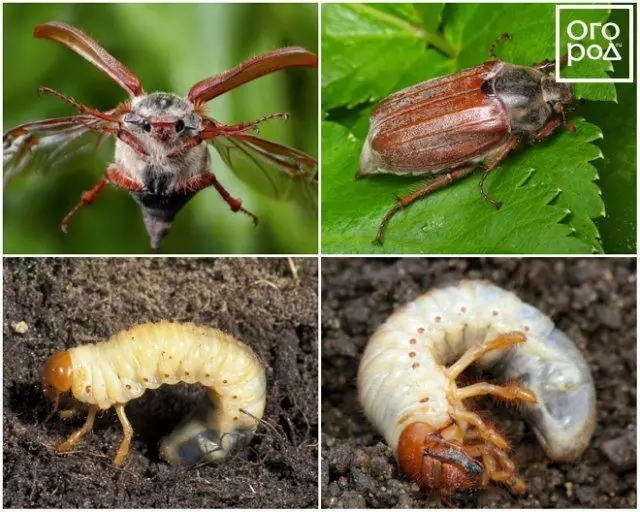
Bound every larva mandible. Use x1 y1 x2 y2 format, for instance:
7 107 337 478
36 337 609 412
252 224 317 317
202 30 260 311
358 280 596 494
42 321 266 466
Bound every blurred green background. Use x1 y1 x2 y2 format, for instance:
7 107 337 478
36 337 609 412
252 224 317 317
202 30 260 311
4 3 318 254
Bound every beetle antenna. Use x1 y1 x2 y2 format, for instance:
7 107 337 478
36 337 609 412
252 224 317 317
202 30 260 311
238 112 289 134
489 33 512 60
38 87 120 124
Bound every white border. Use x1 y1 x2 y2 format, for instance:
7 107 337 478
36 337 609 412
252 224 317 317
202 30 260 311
556 4 634 83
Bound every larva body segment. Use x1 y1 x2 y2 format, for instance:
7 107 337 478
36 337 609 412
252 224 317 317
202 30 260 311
45 321 266 466
358 280 596 493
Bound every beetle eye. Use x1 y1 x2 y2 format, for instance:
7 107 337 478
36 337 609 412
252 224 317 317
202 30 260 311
140 119 151 133
175 120 185 133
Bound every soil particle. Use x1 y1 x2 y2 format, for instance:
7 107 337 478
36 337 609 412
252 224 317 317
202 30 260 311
3 257 318 508
601 425 637 473
321 258 636 508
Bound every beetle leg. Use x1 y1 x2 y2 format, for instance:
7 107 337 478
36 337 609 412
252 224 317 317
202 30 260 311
534 117 564 142
60 166 144 233
455 381 537 404
447 331 526 380
60 177 108 233
56 405 98 453
44 391 61 423
113 404 133 467
177 172 259 225
374 165 475 244
39 87 121 124
446 333 529 452
479 169 502 209
39 86 149 158
533 53 568 71
478 137 519 209
167 113 288 159
466 443 525 493
531 59 553 71
97 125 150 160
106 164 144 191
449 409 510 451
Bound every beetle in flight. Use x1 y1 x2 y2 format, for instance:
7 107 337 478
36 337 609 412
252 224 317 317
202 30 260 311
3 22 318 249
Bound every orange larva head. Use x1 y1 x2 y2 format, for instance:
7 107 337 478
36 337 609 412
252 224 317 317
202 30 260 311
397 422 486 495
42 350 74 395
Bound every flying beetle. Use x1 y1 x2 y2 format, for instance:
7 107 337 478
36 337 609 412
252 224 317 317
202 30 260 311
3 22 318 249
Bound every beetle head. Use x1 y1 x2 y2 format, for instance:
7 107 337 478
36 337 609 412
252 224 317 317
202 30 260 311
126 92 201 144
397 422 486 495
42 349 74 411
540 76 573 114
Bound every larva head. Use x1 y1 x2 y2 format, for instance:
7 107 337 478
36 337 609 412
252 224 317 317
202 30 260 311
397 423 486 495
42 351 74 396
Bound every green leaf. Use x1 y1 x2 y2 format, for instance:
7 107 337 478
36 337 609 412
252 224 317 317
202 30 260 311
586 6 637 253
589 81 637 252
322 4 440 109
442 4 615 101
414 4 445 33
322 3 627 254
322 119 603 254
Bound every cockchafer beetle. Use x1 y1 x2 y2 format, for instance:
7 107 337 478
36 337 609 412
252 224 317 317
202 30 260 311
357 35 575 244
3 22 318 250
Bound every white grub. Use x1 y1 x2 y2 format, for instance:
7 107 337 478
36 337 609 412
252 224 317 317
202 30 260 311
44 321 266 466
358 280 596 492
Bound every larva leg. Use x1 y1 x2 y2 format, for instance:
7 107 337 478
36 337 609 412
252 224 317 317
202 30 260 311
56 405 98 453
450 409 509 451
467 443 525 493
447 331 526 379
455 382 537 404
44 392 61 423
113 404 133 467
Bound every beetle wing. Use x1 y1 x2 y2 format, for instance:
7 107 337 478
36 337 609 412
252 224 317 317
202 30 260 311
361 61 510 176
3 116 110 184
210 133 317 212
34 22 144 97
188 47 317 104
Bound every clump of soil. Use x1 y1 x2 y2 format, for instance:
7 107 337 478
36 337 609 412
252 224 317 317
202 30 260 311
3 258 317 508
322 258 636 508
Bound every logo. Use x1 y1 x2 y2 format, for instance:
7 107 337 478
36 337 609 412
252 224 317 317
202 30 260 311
556 5 634 83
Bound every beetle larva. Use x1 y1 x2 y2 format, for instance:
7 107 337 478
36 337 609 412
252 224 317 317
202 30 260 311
358 280 596 494
42 321 266 466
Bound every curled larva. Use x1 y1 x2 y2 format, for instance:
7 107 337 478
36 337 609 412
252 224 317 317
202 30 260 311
42 321 266 466
357 280 596 494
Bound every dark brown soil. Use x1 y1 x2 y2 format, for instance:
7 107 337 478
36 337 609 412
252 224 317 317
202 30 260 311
3 258 318 508
322 258 636 508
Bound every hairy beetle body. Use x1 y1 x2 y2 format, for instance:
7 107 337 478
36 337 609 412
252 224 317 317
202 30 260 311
115 92 212 245
359 50 574 244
